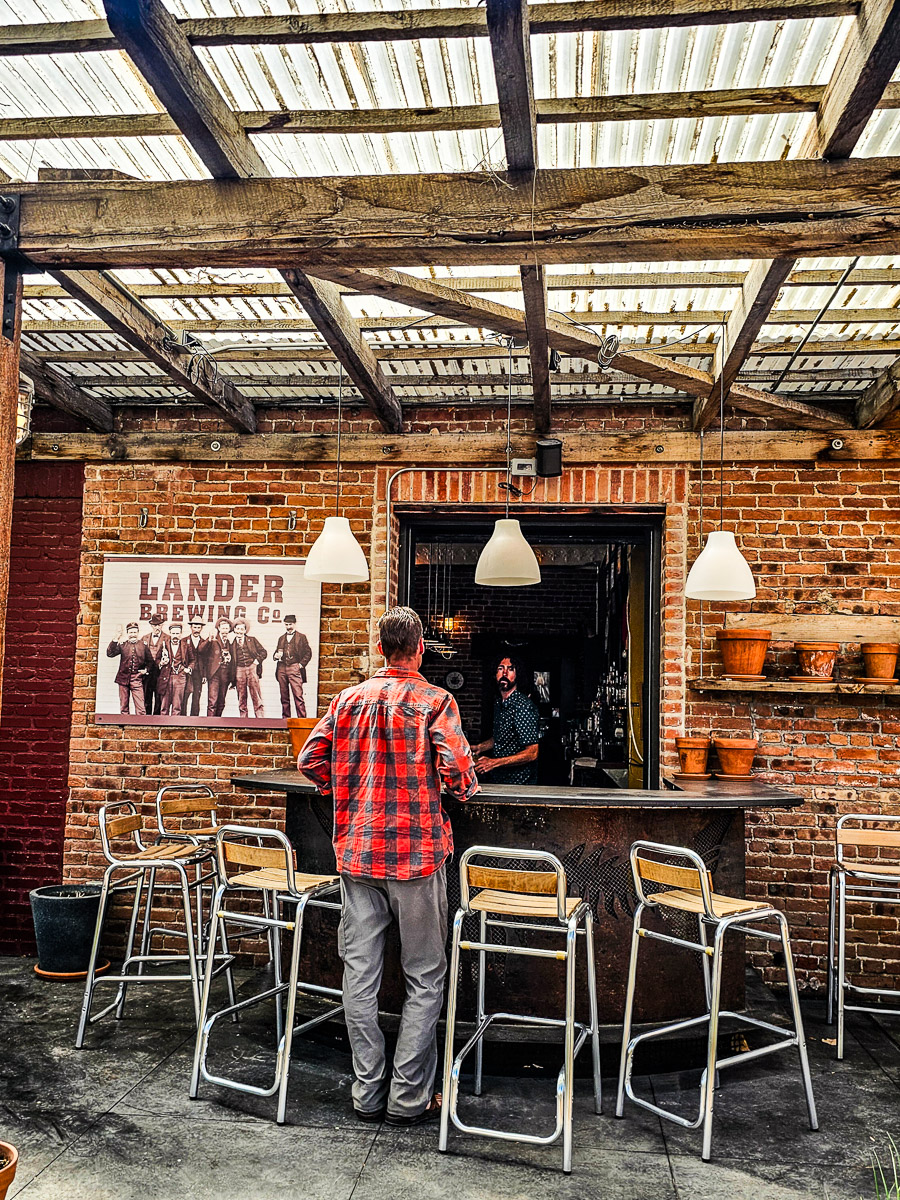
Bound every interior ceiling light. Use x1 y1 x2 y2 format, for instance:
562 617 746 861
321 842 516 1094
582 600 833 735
475 338 541 587
685 331 756 602
304 363 370 585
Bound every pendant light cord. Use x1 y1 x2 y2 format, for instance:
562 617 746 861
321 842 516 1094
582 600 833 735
505 337 513 519
335 362 344 516
724 321 729 528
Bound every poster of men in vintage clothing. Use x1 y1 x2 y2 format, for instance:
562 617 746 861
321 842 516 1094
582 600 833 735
96 555 321 725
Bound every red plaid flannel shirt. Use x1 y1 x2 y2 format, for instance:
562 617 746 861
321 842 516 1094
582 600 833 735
297 666 480 880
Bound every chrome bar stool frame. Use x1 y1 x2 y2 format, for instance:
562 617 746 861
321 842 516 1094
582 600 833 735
76 799 235 1048
827 813 900 1059
615 840 818 1161
189 825 344 1125
439 846 602 1175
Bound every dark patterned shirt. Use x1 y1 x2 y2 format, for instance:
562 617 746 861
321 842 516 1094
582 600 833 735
490 689 541 784
298 666 480 880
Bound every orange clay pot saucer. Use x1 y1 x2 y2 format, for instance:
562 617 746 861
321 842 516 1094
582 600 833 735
34 960 110 981
723 674 766 681
714 773 755 781
672 772 712 781
856 677 899 685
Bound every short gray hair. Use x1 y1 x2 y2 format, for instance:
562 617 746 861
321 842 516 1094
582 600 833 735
377 606 423 661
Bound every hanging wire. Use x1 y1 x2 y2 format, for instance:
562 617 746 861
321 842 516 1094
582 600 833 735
769 256 859 394
335 362 344 516
698 426 705 680
505 335 513 519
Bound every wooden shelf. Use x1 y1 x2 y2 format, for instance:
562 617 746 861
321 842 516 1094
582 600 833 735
689 677 900 695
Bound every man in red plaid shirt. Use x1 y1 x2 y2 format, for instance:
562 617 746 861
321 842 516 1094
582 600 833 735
298 606 479 1125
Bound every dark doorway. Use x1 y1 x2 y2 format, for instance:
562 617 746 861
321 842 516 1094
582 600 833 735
398 511 662 788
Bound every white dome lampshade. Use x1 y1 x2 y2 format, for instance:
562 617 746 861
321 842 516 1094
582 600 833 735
475 518 541 587
304 516 370 584
685 530 756 601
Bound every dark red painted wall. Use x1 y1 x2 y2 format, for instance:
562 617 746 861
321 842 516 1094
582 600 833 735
0 463 84 954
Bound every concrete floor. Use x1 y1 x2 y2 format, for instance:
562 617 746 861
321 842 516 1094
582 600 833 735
2 957 899 1200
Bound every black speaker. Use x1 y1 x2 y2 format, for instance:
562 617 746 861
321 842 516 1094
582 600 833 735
536 437 562 478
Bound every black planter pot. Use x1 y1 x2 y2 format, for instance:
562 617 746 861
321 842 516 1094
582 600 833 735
29 884 104 978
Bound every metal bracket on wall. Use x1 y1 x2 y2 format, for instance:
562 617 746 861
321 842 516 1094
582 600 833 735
0 193 39 343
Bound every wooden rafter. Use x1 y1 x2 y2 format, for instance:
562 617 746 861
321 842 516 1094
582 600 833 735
20 266 900 301
22 338 900 364
485 0 551 434
701 0 900 427
22 306 900 335
3 85 898 144
280 272 402 433
49 270 256 432
101 0 400 433
15 158 900 269
17 427 888 467
19 349 114 432
694 260 794 429
313 265 843 429
0 1 859 56
856 360 900 427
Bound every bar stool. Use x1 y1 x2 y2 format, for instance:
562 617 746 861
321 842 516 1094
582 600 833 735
189 825 343 1124
615 840 818 1161
827 813 900 1058
76 799 234 1048
439 846 602 1175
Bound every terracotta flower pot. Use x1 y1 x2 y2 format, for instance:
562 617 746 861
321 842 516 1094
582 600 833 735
713 737 759 776
716 629 772 678
0 1143 18 1200
794 641 840 680
287 717 317 758
861 642 900 680
675 736 711 775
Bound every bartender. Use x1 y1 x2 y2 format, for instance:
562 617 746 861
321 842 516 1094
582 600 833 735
471 654 540 784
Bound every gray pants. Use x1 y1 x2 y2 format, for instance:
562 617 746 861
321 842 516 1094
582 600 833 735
339 866 448 1117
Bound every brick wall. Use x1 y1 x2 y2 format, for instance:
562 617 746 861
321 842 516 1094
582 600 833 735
36 449 900 993
684 463 900 991
0 463 84 954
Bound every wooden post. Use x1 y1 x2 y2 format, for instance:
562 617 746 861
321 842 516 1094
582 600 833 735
0 257 22 720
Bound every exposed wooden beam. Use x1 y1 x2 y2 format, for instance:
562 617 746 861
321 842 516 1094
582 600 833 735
19 348 115 431
855 359 900 427
20 307 900 335
21 266 900 302
280 272 402 433
15 158 900 269
694 260 794 429
5 85 899 145
797 0 900 158
103 0 269 180
707 0 900 414
0 1 859 57
484 0 552 433
16 426 889 466
49 270 256 432
521 265 552 434
20 337 899 365
312 264 842 428
104 0 399 431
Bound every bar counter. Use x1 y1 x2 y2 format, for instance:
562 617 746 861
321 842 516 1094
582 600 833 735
231 771 803 1025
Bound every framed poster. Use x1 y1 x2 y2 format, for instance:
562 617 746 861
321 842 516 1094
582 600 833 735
95 555 321 727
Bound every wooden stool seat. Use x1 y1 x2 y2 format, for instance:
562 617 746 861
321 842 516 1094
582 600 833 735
122 842 209 864
469 889 582 919
653 888 769 918
228 867 338 893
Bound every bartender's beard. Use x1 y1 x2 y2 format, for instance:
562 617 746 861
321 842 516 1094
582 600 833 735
498 679 515 697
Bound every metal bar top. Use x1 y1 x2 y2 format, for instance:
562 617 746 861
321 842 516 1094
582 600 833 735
230 770 803 810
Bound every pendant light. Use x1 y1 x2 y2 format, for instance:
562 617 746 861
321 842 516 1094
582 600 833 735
475 338 541 587
685 330 756 601
304 363 370 584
